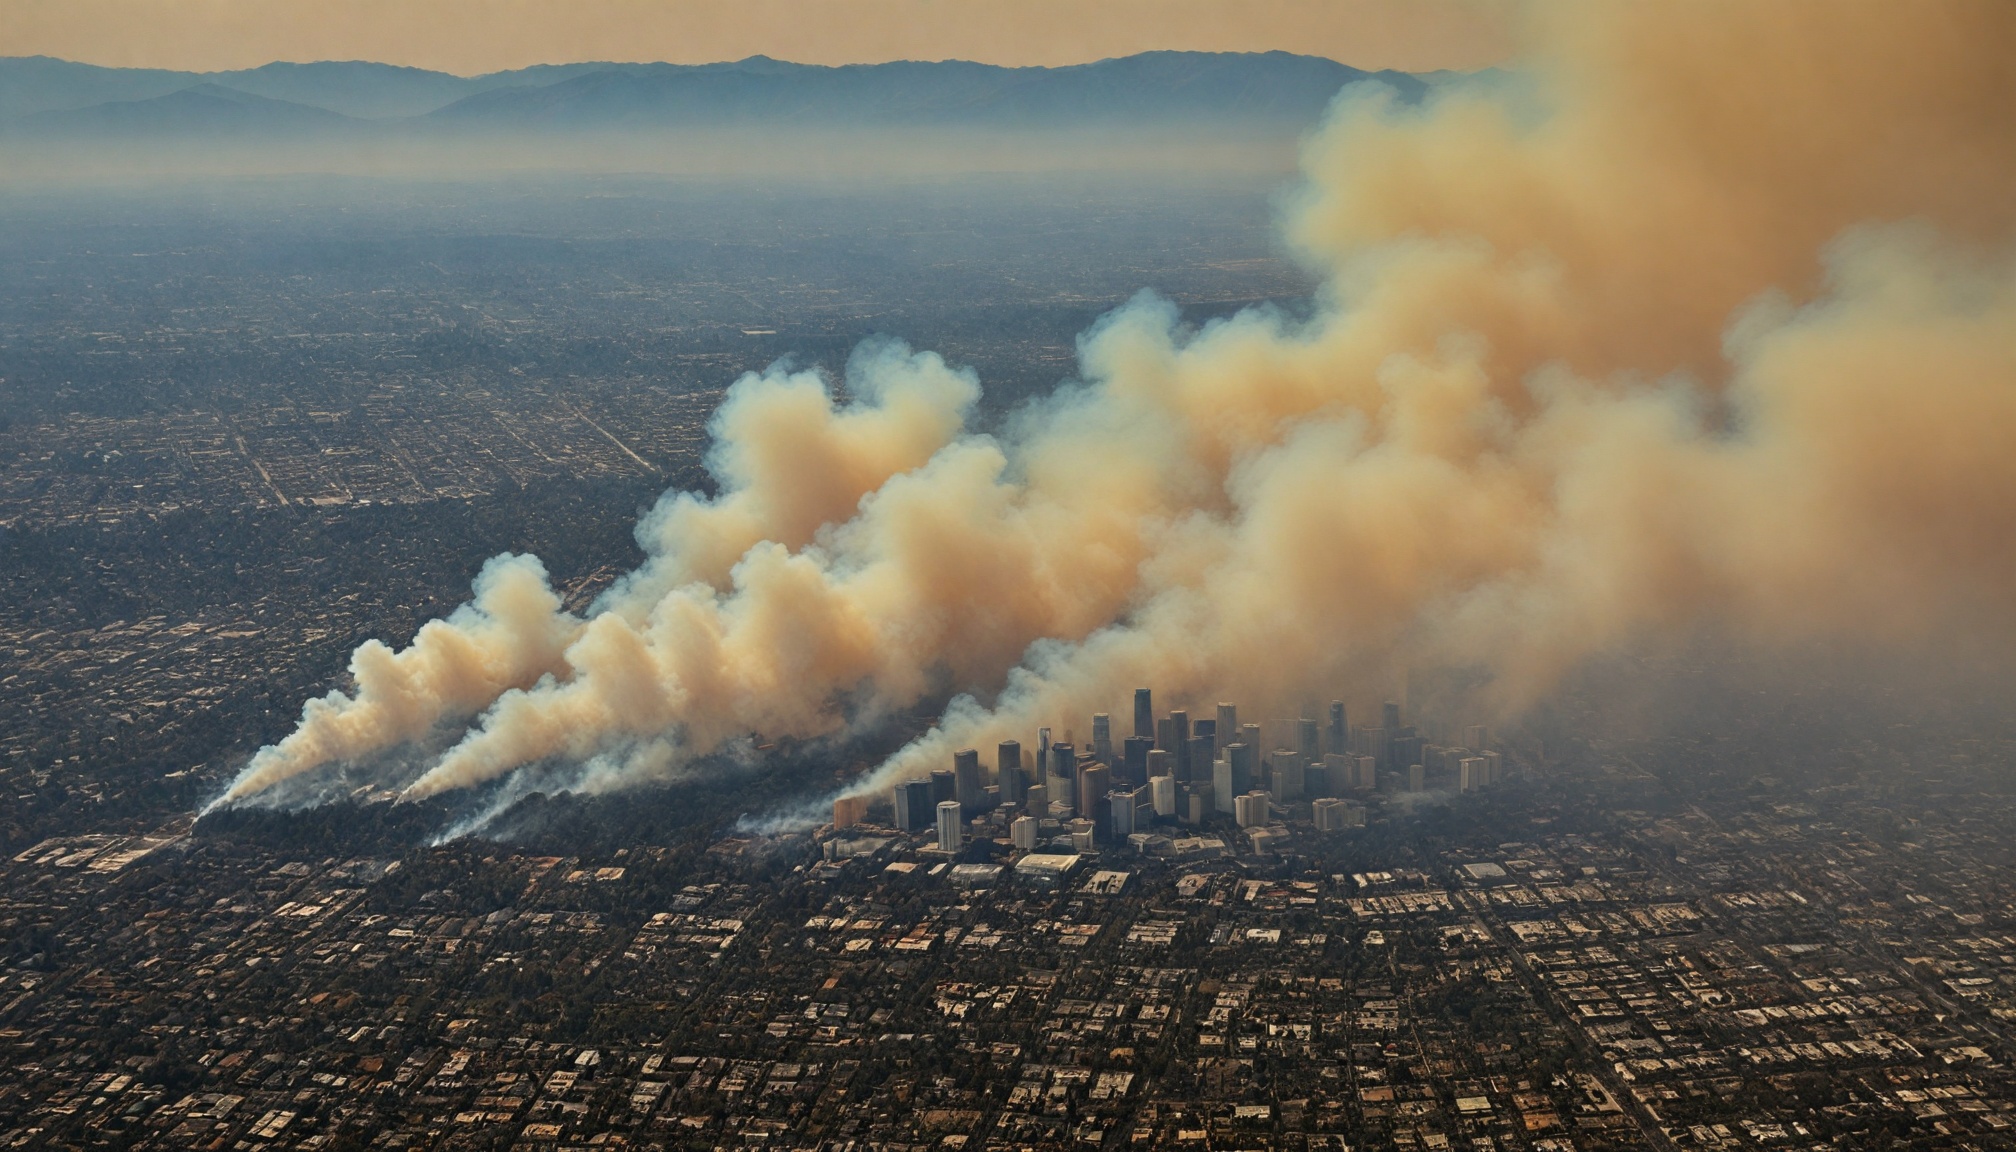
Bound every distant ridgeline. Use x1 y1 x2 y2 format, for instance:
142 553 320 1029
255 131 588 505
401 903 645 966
0 52 1442 138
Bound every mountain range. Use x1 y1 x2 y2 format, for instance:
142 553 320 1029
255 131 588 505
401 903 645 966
0 52 1438 138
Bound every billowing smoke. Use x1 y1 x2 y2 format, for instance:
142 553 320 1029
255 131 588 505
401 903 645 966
214 3 2016 816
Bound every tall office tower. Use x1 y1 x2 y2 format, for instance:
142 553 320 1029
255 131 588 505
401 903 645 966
833 795 868 829
1409 762 1426 792
1298 717 1321 759
894 779 934 832
1353 725 1387 767
1458 756 1486 793
1191 717 1216 747
936 800 964 852
1327 701 1347 755
1216 703 1238 752
1321 753 1351 796
1484 749 1503 783
1303 756 1331 799
1011 815 1040 850
1037 727 1052 763
1187 735 1216 788
997 740 1023 807
1383 700 1403 731
1269 749 1306 801
1145 748 1171 781
1121 736 1152 787
1240 723 1263 758
1234 791 1270 828
929 769 957 807
1169 710 1191 780
1024 781 1048 816
1109 789 1137 837
1150 774 1176 816
1217 742 1256 813
1187 787 1213 824
1091 713 1113 764
1464 724 1488 752
1048 742 1080 790
1354 754 1378 791
1078 763 1110 837
953 749 984 813
1392 734 1423 774
1133 688 1154 740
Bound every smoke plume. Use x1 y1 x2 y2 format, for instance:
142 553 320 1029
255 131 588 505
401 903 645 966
214 3 2016 816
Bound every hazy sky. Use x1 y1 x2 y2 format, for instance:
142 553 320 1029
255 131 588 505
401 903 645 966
0 0 1516 75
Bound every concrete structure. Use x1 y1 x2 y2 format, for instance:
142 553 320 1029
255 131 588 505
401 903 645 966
1458 756 1486 793
1269 748 1305 801
1216 703 1238 752
1234 790 1270 828
936 799 963 852
1327 700 1347 756
1216 743 1255 814
1133 687 1153 740
833 795 868 829
894 779 934 832
1091 713 1112 764
1013 852 1082 886
1011 815 1040 850
996 739 1023 807
1409 762 1426 792
953 748 983 813
1150 774 1176 817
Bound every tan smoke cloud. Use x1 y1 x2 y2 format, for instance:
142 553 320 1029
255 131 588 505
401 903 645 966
215 1 2016 815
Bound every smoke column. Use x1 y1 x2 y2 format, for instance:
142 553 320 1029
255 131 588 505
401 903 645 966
215 3 2016 815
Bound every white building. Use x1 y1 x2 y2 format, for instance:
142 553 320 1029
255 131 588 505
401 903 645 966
936 799 964 851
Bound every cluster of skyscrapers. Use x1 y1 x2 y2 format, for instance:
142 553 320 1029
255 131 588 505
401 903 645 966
846 690 1503 852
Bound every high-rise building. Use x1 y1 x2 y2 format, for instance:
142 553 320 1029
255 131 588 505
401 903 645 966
1216 703 1238 752
1458 756 1486 793
1049 742 1076 815
1298 717 1321 759
1122 736 1152 787
1078 763 1110 834
1109 788 1138 837
1133 688 1154 740
1217 743 1255 814
1091 713 1112 764
1011 815 1040 850
1327 701 1347 755
1269 749 1306 801
1303 757 1331 799
1408 762 1426 792
1484 749 1503 783
1383 700 1403 731
1168 710 1190 767
1234 791 1270 828
1150 774 1176 817
997 740 1023 807
1145 748 1171 781
1313 797 1365 831
953 748 983 813
1353 725 1387 768
1186 735 1215 787
937 800 964 852
1464 724 1488 752
894 779 934 832
1024 781 1048 815
833 795 868 829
